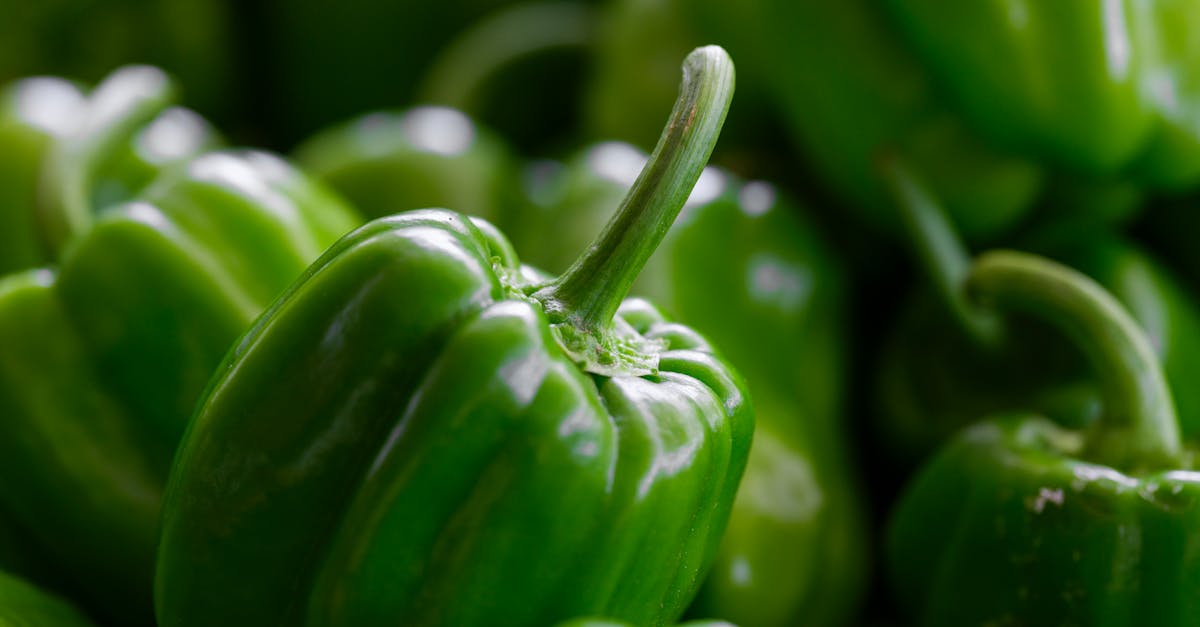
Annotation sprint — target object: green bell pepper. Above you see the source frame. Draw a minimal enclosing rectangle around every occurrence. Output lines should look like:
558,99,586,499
597,0,1200,239
875,162,1200,467
885,0,1200,187
0,76,84,275
888,249,1195,626
685,0,1045,239
513,142,866,627
157,46,751,627
0,571,96,627
0,67,359,624
293,106,517,224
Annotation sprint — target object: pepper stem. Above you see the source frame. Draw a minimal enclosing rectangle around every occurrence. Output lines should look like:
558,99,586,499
967,251,1181,470
535,45,734,335
879,154,1001,347
38,65,174,257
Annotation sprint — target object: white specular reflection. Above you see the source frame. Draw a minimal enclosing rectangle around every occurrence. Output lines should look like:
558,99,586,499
14,77,85,135
737,180,776,216
188,152,295,222
588,141,645,187
403,106,476,156
747,253,813,311
686,167,725,207
86,66,168,135
744,433,822,521
587,141,726,207
1005,0,1029,28
1104,0,1132,78
137,107,209,163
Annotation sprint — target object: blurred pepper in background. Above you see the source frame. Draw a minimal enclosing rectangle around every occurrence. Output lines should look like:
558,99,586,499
875,162,1200,472
0,65,360,624
293,106,519,224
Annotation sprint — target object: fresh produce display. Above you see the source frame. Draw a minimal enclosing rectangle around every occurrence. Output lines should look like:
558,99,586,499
3,3,1200,627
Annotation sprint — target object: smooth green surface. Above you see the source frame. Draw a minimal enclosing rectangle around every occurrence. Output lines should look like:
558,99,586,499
0,148,358,624
651,185,864,627
0,571,96,627
155,210,752,626
294,106,517,223
890,417,1200,626
513,142,866,626
689,0,1044,240
1130,0,1200,187
887,0,1151,173
887,0,1200,186
158,47,753,626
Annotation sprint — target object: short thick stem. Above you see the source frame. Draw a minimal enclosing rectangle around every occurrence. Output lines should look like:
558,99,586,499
535,45,734,333
880,154,1000,347
967,250,1181,470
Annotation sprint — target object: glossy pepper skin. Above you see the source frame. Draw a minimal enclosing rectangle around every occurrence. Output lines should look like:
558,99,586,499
156,47,750,627
514,141,866,627
889,250,1197,626
874,165,1200,467
886,0,1200,187
0,66,359,624
293,106,517,224
0,571,96,627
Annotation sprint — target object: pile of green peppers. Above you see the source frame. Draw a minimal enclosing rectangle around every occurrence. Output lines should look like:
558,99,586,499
3,2,1200,627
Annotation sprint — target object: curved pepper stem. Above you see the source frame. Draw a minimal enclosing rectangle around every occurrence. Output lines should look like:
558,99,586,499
879,154,1001,347
967,251,1182,471
38,66,175,257
419,2,595,113
536,46,733,332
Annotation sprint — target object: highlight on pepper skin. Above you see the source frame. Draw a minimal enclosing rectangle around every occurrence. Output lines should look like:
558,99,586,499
2,2,1199,627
